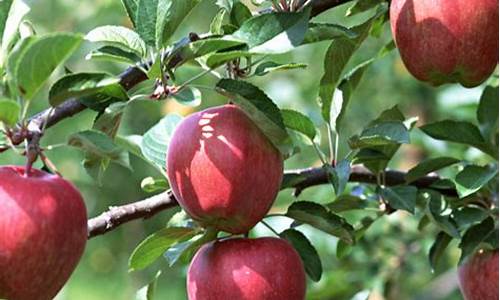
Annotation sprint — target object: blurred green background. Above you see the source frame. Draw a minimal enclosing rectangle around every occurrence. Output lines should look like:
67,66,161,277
0,0,493,299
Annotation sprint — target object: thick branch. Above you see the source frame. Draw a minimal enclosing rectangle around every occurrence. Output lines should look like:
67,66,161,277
87,166,457,238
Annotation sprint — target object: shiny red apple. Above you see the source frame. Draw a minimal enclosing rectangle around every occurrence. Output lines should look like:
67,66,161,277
166,104,283,234
390,0,499,87
458,250,499,300
187,237,306,300
0,166,87,300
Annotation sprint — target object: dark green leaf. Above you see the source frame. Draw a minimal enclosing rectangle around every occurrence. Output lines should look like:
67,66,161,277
85,25,146,57
285,201,354,243
380,186,417,213
455,165,498,198
141,114,183,170
346,0,383,16
215,79,291,154
156,0,201,47
232,9,310,54
429,232,452,272
9,33,83,100
405,157,460,183
86,46,141,64
459,217,496,263
254,61,307,76
170,86,201,107
327,195,372,213
0,98,20,126
229,2,252,27
420,120,497,158
129,227,198,271
281,109,316,140
452,207,489,231
319,8,384,123
49,72,126,107
164,228,218,266
424,191,460,238
302,23,357,45
280,228,322,282
477,79,499,143
326,159,351,195
205,50,251,69
349,121,410,148
68,129,124,160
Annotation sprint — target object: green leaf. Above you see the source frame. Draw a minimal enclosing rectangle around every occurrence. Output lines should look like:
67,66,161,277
121,0,138,27
302,23,357,45
429,232,452,272
140,177,169,193
420,120,497,159
281,109,316,140
454,165,498,198
170,86,201,107
349,121,410,148
327,195,371,212
216,0,233,12
156,0,201,47
0,0,13,44
232,9,310,54
1,0,29,53
285,201,354,244
405,157,460,183
205,50,251,69
0,98,20,126
380,185,417,213
135,271,161,300
452,207,489,231
49,72,125,107
136,0,158,46
346,0,383,16
210,9,226,35
215,79,291,155
459,217,496,263
254,61,307,76
129,227,198,271
164,228,218,266
85,25,146,57
68,130,124,160
477,79,499,143
229,2,252,28
319,8,384,123
279,228,322,282
10,33,83,100
167,37,245,68
424,191,460,238
327,159,351,195
86,46,141,64
141,114,183,170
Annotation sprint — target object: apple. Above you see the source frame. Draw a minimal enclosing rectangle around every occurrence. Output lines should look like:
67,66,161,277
0,166,87,300
458,250,499,300
187,237,306,300
390,0,499,87
166,104,283,234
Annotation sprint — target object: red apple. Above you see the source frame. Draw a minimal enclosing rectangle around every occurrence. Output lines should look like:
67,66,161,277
0,166,87,300
166,104,283,234
187,237,306,300
458,250,499,300
390,0,499,87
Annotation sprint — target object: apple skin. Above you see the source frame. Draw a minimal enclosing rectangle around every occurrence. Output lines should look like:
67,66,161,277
0,166,87,300
166,104,283,234
458,250,499,300
390,0,499,87
187,237,306,300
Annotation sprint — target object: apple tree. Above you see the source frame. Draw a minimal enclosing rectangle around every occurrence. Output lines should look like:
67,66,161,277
0,0,498,299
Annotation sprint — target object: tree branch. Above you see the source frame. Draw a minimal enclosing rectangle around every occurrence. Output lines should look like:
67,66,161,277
87,166,457,238
310,0,353,17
